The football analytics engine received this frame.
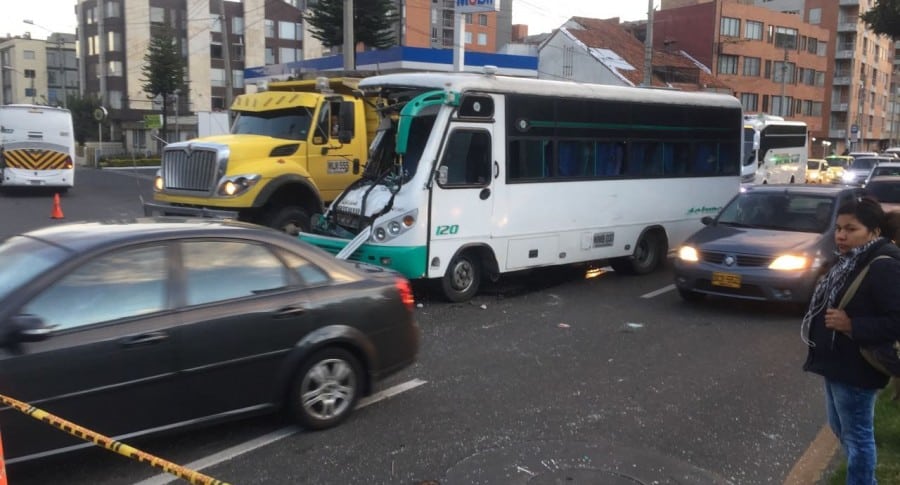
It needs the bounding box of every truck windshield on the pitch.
[365,114,436,181]
[232,108,313,141]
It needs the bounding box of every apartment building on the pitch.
[402,0,511,53]
[0,33,78,107]
[655,1,829,148]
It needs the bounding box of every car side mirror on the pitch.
[4,314,54,347]
[701,216,714,226]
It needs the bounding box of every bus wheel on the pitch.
[265,206,310,236]
[441,253,481,302]
[611,231,664,275]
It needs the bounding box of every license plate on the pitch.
[712,272,741,288]
[29,180,43,185]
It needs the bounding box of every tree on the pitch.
[65,93,103,146]
[860,0,900,39]
[140,25,186,143]
[304,0,400,52]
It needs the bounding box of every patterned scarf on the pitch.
[801,237,883,347]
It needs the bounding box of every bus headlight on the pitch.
[678,246,699,262]
[369,209,418,243]
[769,255,808,271]
[216,174,261,197]
[373,227,387,241]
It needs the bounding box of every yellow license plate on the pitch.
[712,272,741,288]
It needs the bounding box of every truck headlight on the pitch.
[216,174,261,197]
[769,255,808,271]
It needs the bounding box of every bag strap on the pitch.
[837,255,893,309]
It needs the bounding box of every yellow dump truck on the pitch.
[143,77,378,233]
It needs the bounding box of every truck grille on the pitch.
[162,148,220,192]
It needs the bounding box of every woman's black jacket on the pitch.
[803,239,900,389]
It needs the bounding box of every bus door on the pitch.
[429,125,496,273]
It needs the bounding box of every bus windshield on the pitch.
[232,108,313,141]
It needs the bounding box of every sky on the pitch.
[0,1,654,40]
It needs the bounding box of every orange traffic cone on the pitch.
[0,428,7,485]
[51,193,64,219]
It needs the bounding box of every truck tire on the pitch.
[265,206,311,235]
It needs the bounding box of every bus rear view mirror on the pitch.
[437,165,449,185]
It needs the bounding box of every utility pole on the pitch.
[857,73,866,152]
[642,0,653,86]
[343,0,354,70]
[219,0,233,111]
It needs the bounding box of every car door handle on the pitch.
[274,305,307,318]
[119,331,169,347]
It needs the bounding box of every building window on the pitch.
[107,61,123,77]
[279,21,300,40]
[720,17,740,37]
[771,96,792,116]
[108,90,122,109]
[232,44,244,61]
[774,27,798,49]
[773,61,796,83]
[740,93,758,112]
[464,31,472,44]
[211,16,222,33]
[807,37,818,54]
[232,17,244,35]
[808,8,821,25]
[279,47,297,63]
[718,55,738,75]
[23,69,35,78]
[23,50,35,60]
[265,47,275,65]
[745,20,763,40]
[85,7,96,24]
[743,57,760,76]
[105,0,121,17]
[211,68,226,87]
[233,70,244,89]
[477,33,487,45]
[211,43,222,59]
[150,7,165,24]
[132,129,147,149]
[465,13,472,24]
[478,14,488,26]
[107,31,122,51]
[265,19,275,38]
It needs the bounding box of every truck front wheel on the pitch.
[265,206,310,235]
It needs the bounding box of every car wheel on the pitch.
[265,206,310,235]
[611,231,664,275]
[289,348,362,430]
[441,252,481,302]
[678,288,705,302]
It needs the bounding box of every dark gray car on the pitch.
[0,218,419,463]
[674,185,863,304]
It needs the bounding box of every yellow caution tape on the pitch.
[0,393,230,485]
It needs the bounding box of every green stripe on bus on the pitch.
[528,120,732,132]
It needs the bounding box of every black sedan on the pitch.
[0,218,419,463]
[674,185,863,304]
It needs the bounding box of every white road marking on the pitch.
[641,284,675,299]
[133,378,427,485]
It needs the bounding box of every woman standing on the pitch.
[803,196,900,484]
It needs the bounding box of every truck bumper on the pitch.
[142,201,238,220]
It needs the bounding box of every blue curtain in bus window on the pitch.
[693,142,717,174]
[596,142,624,176]
[558,141,577,177]
[718,141,740,175]
[629,143,663,176]
[669,142,691,175]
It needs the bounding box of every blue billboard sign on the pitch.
[455,0,499,13]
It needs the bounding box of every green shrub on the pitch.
[98,158,161,168]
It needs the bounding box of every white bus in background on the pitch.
[0,104,76,191]
[742,114,807,184]
[302,72,743,302]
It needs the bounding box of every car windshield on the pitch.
[825,156,850,168]
[867,181,900,203]
[232,108,313,141]
[717,192,835,233]
[852,158,879,170]
[0,236,69,300]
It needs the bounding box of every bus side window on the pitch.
[693,142,717,175]
[596,142,623,176]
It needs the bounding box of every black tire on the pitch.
[441,252,481,302]
[611,231,664,275]
[288,348,362,431]
[265,206,310,235]
[678,288,705,302]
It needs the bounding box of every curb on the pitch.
[783,425,839,485]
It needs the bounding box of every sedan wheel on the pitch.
[290,348,362,430]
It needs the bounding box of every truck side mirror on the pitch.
[338,102,354,144]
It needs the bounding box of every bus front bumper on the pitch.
[299,232,427,279]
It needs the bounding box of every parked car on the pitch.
[806,159,828,184]
[0,218,419,463]
[841,156,893,186]
[824,155,852,183]
[865,175,900,212]
[862,162,900,187]
[674,185,863,304]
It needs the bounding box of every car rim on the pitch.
[451,259,474,291]
[300,358,356,421]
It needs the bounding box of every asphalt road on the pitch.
[1,167,827,484]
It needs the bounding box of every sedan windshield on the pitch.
[866,181,900,203]
[717,193,835,233]
[0,236,69,300]
[851,158,879,170]
[232,108,313,141]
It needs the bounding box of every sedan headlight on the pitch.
[216,174,261,197]
[842,172,856,182]
[678,246,699,262]
[769,254,808,271]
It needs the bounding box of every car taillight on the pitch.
[64,156,74,169]
[395,278,415,312]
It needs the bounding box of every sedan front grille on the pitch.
[700,251,773,267]
[162,148,220,192]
